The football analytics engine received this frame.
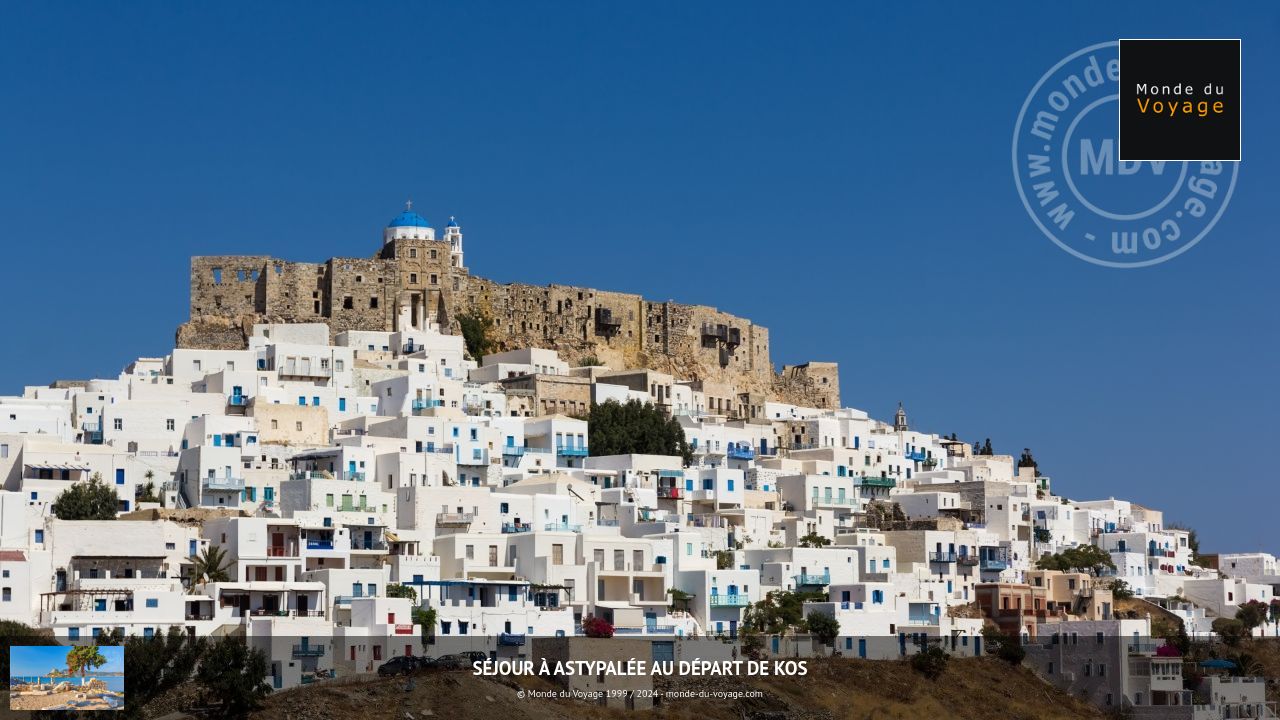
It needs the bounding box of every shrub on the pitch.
[1212,617,1247,646]
[1235,600,1268,631]
[982,627,1026,665]
[910,645,949,680]
[581,615,614,638]
[195,637,271,715]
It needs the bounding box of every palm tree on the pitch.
[66,645,107,686]
[187,545,232,593]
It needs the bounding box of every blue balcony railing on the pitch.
[306,540,335,551]
[292,644,326,657]
[502,522,532,534]
[980,559,1009,571]
[794,573,831,586]
[905,450,927,462]
[228,395,249,407]
[203,477,245,492]
[498,633,526,647]
[727,446,755,460]
[502,446,526,457]
[860,476,896,489]
[556,446,589,457]
[929,552,957,563]
[709,594,749,607]
[411,399,443,411]
[82,420,103,444]
[333,595,354,605]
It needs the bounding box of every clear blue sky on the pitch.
[0,3,1275,553]
[10,645,124,676]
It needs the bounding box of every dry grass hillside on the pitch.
[248,657,1105,720]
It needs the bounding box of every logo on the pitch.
[1012,42,1238,268]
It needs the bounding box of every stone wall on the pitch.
[181,240,840,408]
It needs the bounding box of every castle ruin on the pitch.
[178,205,840,409]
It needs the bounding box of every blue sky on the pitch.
[0,2,1276,552]
[10,645,124,676]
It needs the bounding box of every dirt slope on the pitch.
[249,657,1105,720]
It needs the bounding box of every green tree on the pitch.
[1017,448,1039,473]
[807,611,840,647]
[798,532,831,548]
[66,645,107,685]
[1108,579,1135,600]
[385,584,417,601]
[51,472,119,520]
[586,399,692,465]
[412,606,437,644]
[195,637,271,716]
[187,545,232,593]
[1036,545,1115,576]
[123,627,206,715]
[742,590,825,636]
[1212,617,1247,646]
[456,311,494,360]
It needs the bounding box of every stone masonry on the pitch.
[180,232,840,408]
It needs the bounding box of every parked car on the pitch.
[376,656,417,677]
[433,654,466,670]
[414,656,436,670]
[460,651,489,664]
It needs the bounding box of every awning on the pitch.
[24,462,90,471]
[288,449,342,461]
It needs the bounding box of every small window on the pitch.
[343,296,354,310]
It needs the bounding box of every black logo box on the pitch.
[1119,38,1240,161]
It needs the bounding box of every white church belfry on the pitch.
[444,215,463,268]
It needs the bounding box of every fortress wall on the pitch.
[181,244,840,408]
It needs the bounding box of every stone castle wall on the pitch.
[182,239,839,407]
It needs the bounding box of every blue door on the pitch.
[858,638,867,658]
[974,636,982,655]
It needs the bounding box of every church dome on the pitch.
[388,210,430,228]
